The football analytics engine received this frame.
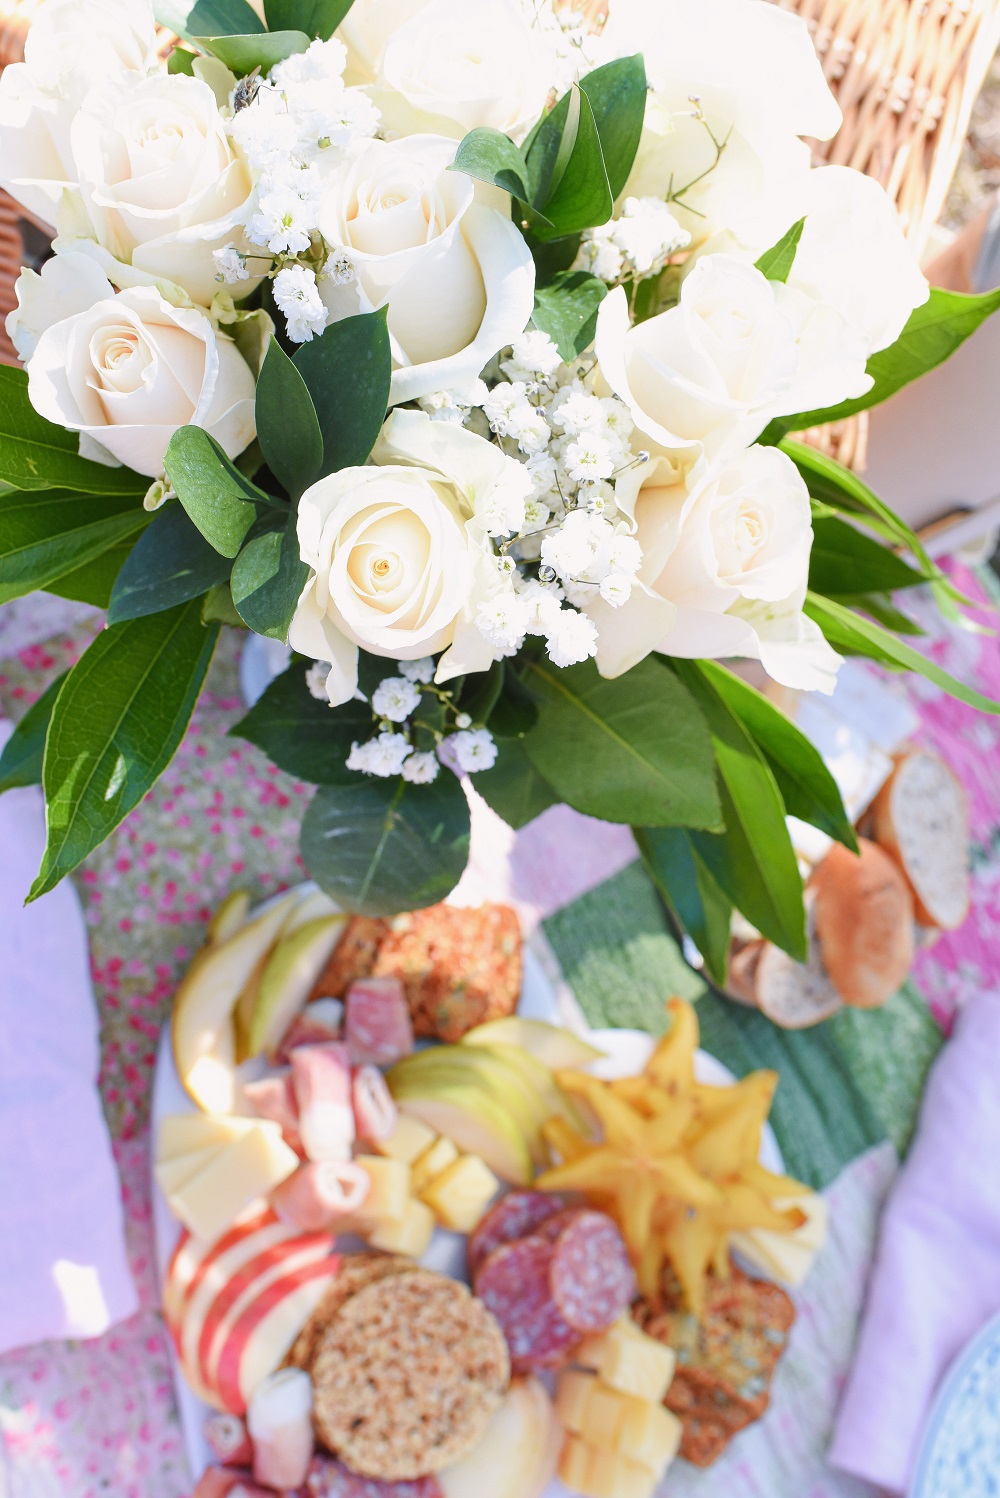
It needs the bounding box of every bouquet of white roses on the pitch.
[1,0,997,978]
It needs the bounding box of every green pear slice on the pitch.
[472,1042,587,1137]
[207,889,251,944]
[280,888,342,936]
[246,914,347,1058]
[390,1081,533,1186]
[460,1017,605,1070]
[172,891,300,1111]
[389,1048,549,1158]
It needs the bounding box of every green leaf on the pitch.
[232,657,372,783]
[521,656,721,828]
[762,284,1000,438]
[450,129,546,226]
[458,660,505,727]
[30,603,219,900]
[489,670,539,739]
[754,218,805,283]
[673,660,807,961]
[46,541,135,608]
[202,582,245,627]
[0,489,149,604]
[164,426,274,558]
[577,54,647,199]
[264,0,354,36]
[107,503,232,624]
[532,271,607,359]
[197,29,310,74]
[809,514,924,598]
[805,592,1000,715]
[695,660,858,852]
[301,772,471,916]
[167,46,198,74]
[0,367,146,496]
[255,338,324,501]
[531,86,614,241]
[635,826,732,988]
[155,0,264,38]
[292,310,392,478]
[473,737,558,830]
[230,516,309,640]
[0,672,68,795]
[830,592,924,635]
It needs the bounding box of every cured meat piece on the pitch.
[191,1469,272,1497]
[290,1043,355,1161]
[247,1367,314,1490]
[473,1236,579,1373]
[533,1206,589,1243]
[345,978,414,1067]
[352,1064,398,1144]
[549,1211,637,1333]
[277,999,344,1061]
[243,1072,303,1155]
[203,1412,252,1467]
[306,1458,442,1497]
[466,1190,565,1278]
[271,1160,371,1231]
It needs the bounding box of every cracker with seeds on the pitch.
[285,1252,416,1373]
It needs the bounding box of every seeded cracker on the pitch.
[285,1253,416,1373]
[311,1270,510,1480]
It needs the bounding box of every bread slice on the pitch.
[812,839,914,1008]
[728,895,844,1029]
[871,748,970,930]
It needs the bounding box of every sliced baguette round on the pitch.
[812,838,914,1009]
[728,896,844,1029]
[871,748,970,931]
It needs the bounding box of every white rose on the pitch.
[0,0,157,225]
[22,261,256,477]
[318,135,535,406]
[64,74,256,308]
[290,410,525,704]
[338,0,435,85]
[601,0,840,245]
[741,165,930,356]
[586,444,840,693]
[373,0,556,143]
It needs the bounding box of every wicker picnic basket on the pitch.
[0,0,998,466]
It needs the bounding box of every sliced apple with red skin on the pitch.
[163,1206,279,1333]
[212,1257,341,1414]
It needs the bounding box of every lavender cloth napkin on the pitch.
[829,986,1000,1494]
[0,721,137,1354]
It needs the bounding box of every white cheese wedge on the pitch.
[154,1146,221,1196]
[732,1192,828,1287]
[168,1123,299,1243]
[158,1112,258,1161]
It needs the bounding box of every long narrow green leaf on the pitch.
[0,673,68,795]
[0,367,146,495]
[292,310,392,477]
[635,825,733,987]
[0,489,149,604]
[255,338,324,501]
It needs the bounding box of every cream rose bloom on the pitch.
[338,0,430,84]
[586,444,840,693]
[318,135,535,406]
[373,0,556,143]
[601,0,840,245]
[20,259,256,477]
[595,256,871,460]
[0,0,157,226]
[289,410,528,704]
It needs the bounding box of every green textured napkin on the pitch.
[543,860,942,1189]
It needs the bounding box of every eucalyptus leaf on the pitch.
[292,309,392,477]
[232,657,372,783]
[202,582,245,627]
[754,218,805,283]
[0,489,149,604]
[576,54,647,199]
[805,592,1000,715]
[230,517,309,640]
[694,660,858,851]
[522,656,720,828]
[197,29,310,74]
[108,502,232,624]
[532,272,607,359]
[255,337,324,500]
[0,367,146,495]
[635,826,732,987]
[301,773,471,916]
[450,129,548,226]
[164,426,274,557]
[264,0,355,36]
[29,603,219,900]
[809,514,924,598]
[531,86,614,241]
[167,46,197,74]
[156,0,264,37]
[0,672,68,795]
[473,738,558,830]
[673,661,807,961]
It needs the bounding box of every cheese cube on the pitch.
[167,1123,298,1242]
[418,1155,500,1232]
[617,1400,682,1473]
[411,1136,460,1193]
[154,1145,220,1196]
[368,1197,435,1257]
[558,1436,657,1498]
[357,1157,411,1225]
[577,1317,676,1404]
[375,1114,437,1165]
[556,1370,596,1432]
[157,1112,257,1160]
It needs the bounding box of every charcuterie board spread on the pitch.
[154,885,827,1497]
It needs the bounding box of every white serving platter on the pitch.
[152,927,782,1491]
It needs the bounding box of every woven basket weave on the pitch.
[0,0,998,467]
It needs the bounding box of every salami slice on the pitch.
[549,1211,637,1334]
[473,1236,579,1373]
[306,1458,442,1497]
[533,1206,589,1243]
[466,1190,565,1277]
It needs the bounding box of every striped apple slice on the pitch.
[163,1205,281,1334]
[213,1257,340,1414]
